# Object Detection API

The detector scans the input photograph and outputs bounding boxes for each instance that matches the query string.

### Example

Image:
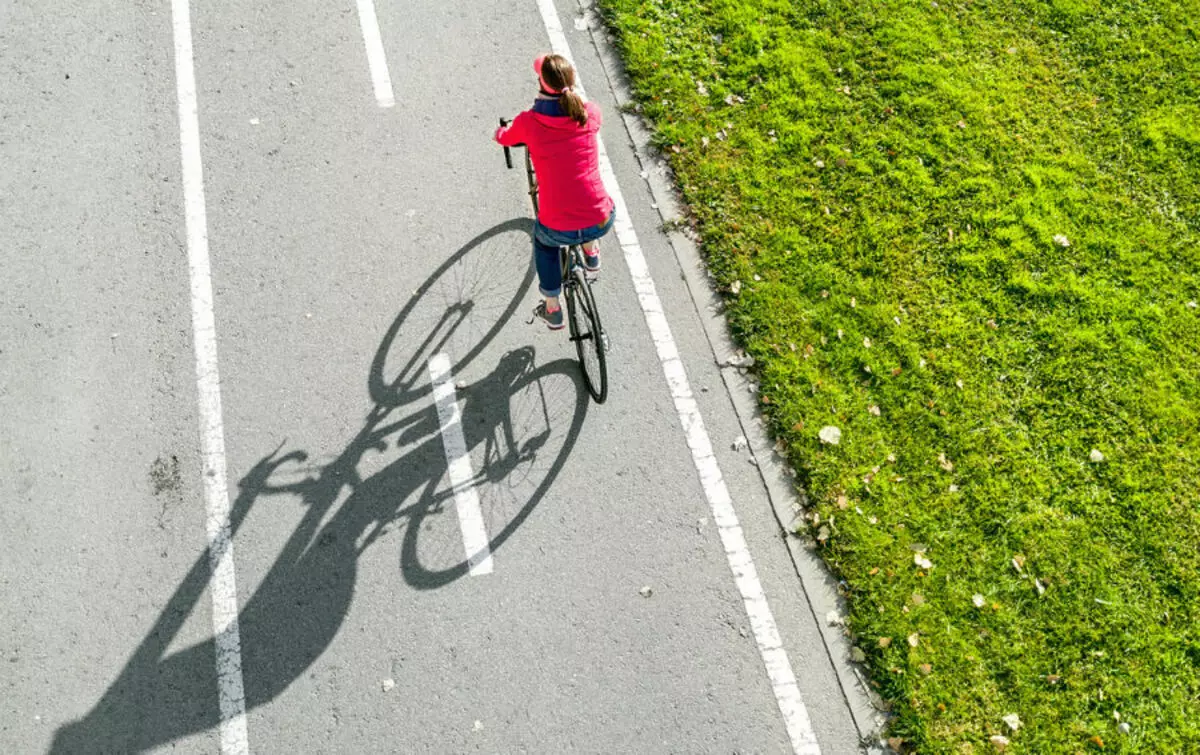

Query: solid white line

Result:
[533,1,820,751]
[355,0,396,108]
[169,0,250,753]
[428,354,495,576]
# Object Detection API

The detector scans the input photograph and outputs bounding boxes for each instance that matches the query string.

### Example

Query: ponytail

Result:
[560,90,588,126]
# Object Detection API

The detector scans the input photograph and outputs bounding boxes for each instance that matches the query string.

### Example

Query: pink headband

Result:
[534,55,571,95]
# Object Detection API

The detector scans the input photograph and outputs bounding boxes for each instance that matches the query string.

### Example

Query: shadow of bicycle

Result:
[51,218,588,753]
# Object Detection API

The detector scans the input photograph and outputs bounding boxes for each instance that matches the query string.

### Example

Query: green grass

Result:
[597,0,1200,751]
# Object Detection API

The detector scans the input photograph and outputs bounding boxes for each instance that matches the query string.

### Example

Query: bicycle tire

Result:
[565,263,608,404]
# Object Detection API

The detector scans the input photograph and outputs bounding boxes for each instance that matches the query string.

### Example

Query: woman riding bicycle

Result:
[495,54,616,330]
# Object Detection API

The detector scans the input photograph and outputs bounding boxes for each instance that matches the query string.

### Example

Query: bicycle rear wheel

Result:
[565,266,608,404]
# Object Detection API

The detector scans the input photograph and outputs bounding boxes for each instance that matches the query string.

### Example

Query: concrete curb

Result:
[574,2,892,750]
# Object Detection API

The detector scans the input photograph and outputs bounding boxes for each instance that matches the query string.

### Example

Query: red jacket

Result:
[496,100,614,232]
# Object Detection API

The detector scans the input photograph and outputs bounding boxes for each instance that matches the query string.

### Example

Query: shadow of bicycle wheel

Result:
[370,216,535,409]
[49,218,586,754]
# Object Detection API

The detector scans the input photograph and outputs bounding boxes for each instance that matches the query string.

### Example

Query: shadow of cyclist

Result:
[50,219,589,753]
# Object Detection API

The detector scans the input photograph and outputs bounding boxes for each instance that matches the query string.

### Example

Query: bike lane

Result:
[190,0,807,749]
[15,0,865,751]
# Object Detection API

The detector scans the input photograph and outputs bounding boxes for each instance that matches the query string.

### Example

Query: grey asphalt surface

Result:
[0,0,867,752]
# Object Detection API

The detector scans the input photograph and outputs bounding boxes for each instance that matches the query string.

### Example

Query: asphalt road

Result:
[0,0,867,752]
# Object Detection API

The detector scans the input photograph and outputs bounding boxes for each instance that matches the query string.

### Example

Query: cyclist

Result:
[495,53,616,330]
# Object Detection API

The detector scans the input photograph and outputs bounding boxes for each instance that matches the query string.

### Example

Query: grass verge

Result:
[596,0,1200,751]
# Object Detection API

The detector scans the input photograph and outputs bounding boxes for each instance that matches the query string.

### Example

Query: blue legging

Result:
[533,208,616,297]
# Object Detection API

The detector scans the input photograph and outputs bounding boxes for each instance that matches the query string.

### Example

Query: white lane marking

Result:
[169,0,250,753]
[533,1,820,751]
[428,354,495,576]
[355,0,396,107]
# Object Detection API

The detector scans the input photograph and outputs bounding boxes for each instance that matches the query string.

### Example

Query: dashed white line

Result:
[354,0,396,107]
[169,0,249,752]
[532,1,820,751]
[429,354,495,576]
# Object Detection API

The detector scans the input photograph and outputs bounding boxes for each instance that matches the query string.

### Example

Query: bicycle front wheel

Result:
[565,268,608,404]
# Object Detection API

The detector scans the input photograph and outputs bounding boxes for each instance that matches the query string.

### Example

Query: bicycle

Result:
[500,117,609,404]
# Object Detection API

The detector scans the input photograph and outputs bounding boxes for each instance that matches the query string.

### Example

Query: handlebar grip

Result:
[499,118,513,169]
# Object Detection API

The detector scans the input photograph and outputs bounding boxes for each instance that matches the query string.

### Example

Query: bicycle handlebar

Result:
[499,117,513,169]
